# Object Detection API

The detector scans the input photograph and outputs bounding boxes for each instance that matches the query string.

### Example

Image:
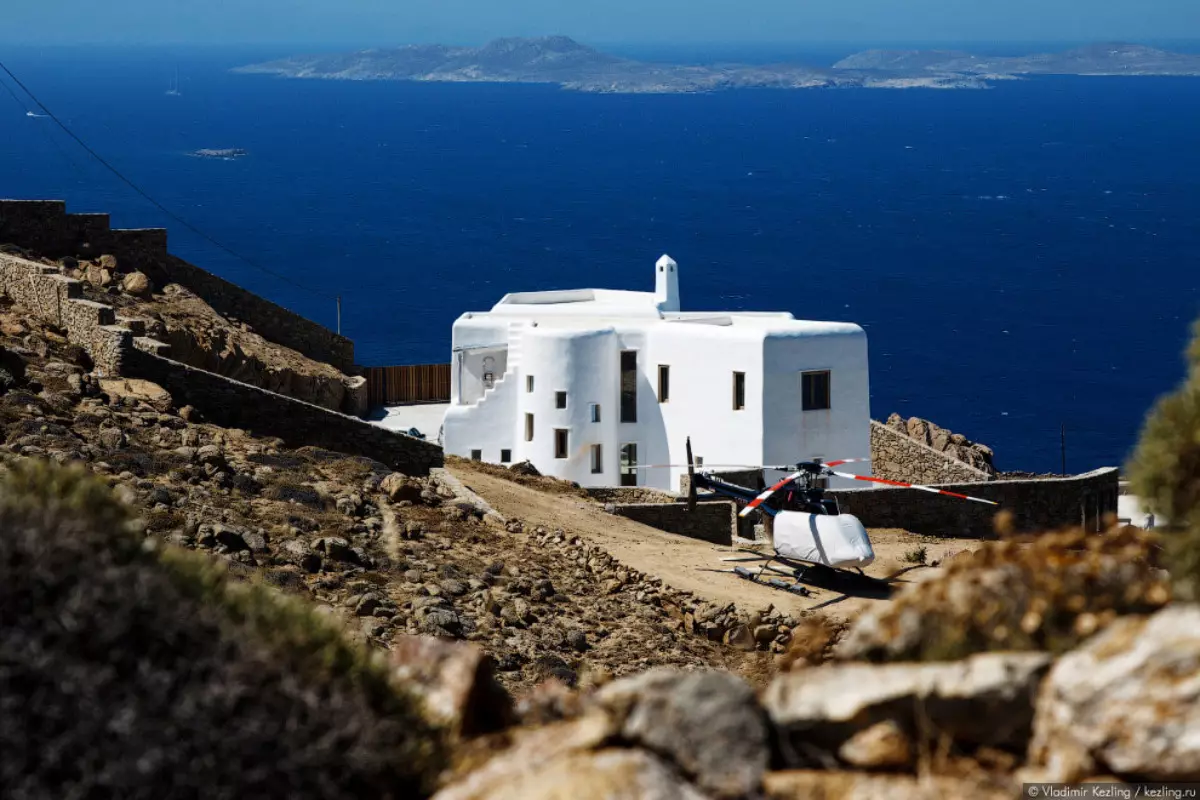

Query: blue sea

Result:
[1,45,1198,474]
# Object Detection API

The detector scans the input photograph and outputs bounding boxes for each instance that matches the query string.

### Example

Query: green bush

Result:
[0,460,446,799]
[1129,318,1200,600]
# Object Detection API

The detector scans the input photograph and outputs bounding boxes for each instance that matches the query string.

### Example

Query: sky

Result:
[1,0,1198,47]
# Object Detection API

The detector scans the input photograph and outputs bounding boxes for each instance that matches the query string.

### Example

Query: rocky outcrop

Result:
[764,653,1051,768]
[1027,605,1200,782]
[837,527,1170,662]
[882,413,996,476]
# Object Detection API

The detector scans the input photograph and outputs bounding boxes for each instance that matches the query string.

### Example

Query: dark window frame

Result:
[470,449,482,461]
[590,403,601,423]
[658,364,670,403]
[500,448,512,463]
[590,444,603,474]
[525,413,534,442]
[802,370,832,411]
[526,375,534,393]
[620,350,638,423]
[555,391,567,409]
[554,428,569,459]
[733,371,746,411]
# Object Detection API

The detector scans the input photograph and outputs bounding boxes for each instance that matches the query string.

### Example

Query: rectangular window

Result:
[695,456,704,468]
[802,370,832,411]
[526,375,534,393]
[500,448,512,463]
[555,391,567,409]
[620,351,638,422]
[590,403,601,423]
[525,413,534,442]
[733,371,746,411]
[554,429,569,459]
[658,365,670,403]
[620,443,638,487]
[470,449,482,461]
[590,444,603,474]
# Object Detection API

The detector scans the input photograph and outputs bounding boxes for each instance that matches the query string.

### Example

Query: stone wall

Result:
[0,200,355,372]
[1,249,442,477]
[587,487,679,504]
[123,347,443,476]
[0,253,129,376]
[607,500,737,546]
[869,420,993,486]
[830,467,1120,538]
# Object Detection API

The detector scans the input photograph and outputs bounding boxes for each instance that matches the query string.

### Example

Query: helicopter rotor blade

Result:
[826,470,999,506]
[739,470,804,518]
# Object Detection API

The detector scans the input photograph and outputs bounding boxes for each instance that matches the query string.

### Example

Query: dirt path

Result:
[449,465,989,624]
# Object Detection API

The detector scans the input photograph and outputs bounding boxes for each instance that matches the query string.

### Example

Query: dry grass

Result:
[447,456,592,500]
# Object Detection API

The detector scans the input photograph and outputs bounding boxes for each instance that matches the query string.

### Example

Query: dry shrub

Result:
[0,460,446,798]
[838,525,1169,662]
[778,616,849,671]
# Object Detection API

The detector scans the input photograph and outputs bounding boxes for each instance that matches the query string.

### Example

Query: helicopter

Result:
[643,438,1000,596]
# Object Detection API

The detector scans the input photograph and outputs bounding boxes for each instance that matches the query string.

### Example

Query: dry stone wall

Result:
[0,200,355,372]
[123,346,442,476]
[830,467,1120,538]
[0,249,442,476]
[606,500,737,546]
[870,420,994,485]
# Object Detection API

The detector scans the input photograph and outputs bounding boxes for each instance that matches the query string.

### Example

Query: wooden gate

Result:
[364,363,452,407]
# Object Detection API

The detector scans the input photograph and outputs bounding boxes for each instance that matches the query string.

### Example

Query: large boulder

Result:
[836,527,1169,663]
[120,271,153,297]
[764,770,1011,800]
[435,747,709,800]
[762,653,1051,767]
[99,378,173,413]
[593,668,769,798]
[390,636,513,739]
[1026,605,1200,782]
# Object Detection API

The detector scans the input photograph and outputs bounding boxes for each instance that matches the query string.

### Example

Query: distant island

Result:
[190,148,248,160]
[232,37,1200,94]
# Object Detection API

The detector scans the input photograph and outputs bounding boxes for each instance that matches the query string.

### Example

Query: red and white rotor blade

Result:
[739,471,804,518]
[827,470,999,506]
[822,458,871,469]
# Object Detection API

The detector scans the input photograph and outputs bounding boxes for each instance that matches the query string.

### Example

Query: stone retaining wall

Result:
[1,249,442,477]
[869,420,993,485]
[124,347,442,476]
[587,487,679,504]
[608,500,737,546]
[830,467,1120,538]
[0,200,355,372]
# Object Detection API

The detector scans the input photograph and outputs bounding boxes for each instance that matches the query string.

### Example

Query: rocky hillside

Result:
[2,244,364,415]
[883,412,996,475]
[0,295,793,691]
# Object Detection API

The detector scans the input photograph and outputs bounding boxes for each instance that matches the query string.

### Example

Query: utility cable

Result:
[0,58,337,300]
[0,71,87,176]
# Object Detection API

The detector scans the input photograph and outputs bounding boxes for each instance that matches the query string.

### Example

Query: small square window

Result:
[554,429,569,459]
[802,370,831,411]
[733,372,746,411]
[525,413,534,442]
[470,449,482,461]
[500,448,512,463]
[658,365,670,403]
[590,444,603,474]
[696,456,704,468]
[526,375,534,392]
[555,391,567,409]
[590,403,601,423]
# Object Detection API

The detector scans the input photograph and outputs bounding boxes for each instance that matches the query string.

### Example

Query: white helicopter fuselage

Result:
[772,511,876,569]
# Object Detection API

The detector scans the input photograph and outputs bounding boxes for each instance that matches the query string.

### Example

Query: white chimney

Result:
[655,254,680,312]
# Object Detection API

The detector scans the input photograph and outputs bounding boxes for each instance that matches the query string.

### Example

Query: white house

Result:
[442,255,871,492]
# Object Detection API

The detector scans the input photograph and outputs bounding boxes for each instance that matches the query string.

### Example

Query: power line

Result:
[0,72,87,176]
[0,58,336,301]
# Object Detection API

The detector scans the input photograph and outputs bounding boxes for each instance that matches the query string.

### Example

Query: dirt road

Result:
[449,465,987,624]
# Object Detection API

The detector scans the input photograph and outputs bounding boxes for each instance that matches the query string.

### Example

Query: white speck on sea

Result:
[1001,412,1009,416]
